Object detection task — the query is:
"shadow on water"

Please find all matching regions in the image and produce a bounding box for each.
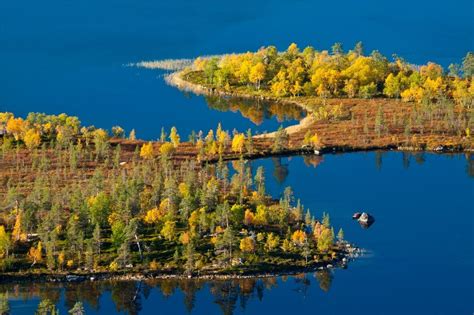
[0,272,334,315]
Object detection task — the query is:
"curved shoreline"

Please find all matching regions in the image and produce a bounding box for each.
[165,71,315,138]
[165,70,473,154]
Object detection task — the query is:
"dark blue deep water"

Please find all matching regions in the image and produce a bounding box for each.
[1,0,473,314]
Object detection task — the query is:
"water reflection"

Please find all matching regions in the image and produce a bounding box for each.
[269,153,472,184]
[272,157,289,184]
[1,273,335,315]
[401,152,473,178]
[205,96,306,127]
[465,153,474,177]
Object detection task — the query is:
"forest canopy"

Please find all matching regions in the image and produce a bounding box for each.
[187,43,473,105]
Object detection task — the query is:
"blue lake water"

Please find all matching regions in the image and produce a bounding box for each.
[1,0,473,313]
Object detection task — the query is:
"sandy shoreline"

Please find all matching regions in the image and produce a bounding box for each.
[165,71,314,139]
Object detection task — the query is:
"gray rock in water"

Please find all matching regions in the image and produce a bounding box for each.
[357,212,375,228]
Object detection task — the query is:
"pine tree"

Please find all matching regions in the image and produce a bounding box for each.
[129,129,136,140]
[272,126,288,153]
[0,226,11,259]
[254,166,265,197]
[304,210,312,226]
[169,127,180,148]
[160,127,167,142]
[69,302,85,315]
[35,299,58,315]
[337,228,344,242]
[375,106,384,137]
[245,129,254,154]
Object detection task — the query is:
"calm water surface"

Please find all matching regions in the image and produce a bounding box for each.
[2,152,473,314]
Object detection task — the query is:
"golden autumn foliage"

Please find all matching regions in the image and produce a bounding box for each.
[422,77,445,101]
[452,78,470,104]
[180,231,190,245]
[188,44,471,103]
[160,220,176,241]
[264,233,280,252]
[6,117,25,140]
[109,261,119,271]
[239,236,256,253]
[28,241,43,265]
[149,260,159,270]
[193,57,207,71]
[254,205,268,226]
[420,62,443,79]
[188,210,200,234]
[144,207,162,224]
[169,127,180,148]
[58,251,65,269]
[107,212,121,227]
[249,62,266,89]
[178,182,190,198]
[231,133,245,154]
[243,209,255,225]
[93,128,108,143]
[383,73,401,98]
[271,70,290,97]
[140,142,154,159]
[401,86,424,103]
[23,128,41,149]
[160,142,175,156]
[12,212,26,242]
[287,42,299,56]
[310,133,320,147]
[291,230,306,246]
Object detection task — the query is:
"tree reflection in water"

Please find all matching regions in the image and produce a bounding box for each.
[0,272,335,315]
[401,152,473,177]
[465,153,473,177]
[205,96,306,127]
[272,157,289,184]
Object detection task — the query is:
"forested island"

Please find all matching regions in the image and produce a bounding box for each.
[0,112,351,282]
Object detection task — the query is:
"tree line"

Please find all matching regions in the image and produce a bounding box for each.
[188,42,473,106]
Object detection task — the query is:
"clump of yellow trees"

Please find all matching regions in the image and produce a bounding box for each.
[189,43,473,106]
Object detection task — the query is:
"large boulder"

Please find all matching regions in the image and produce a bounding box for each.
[358,212,375,228]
